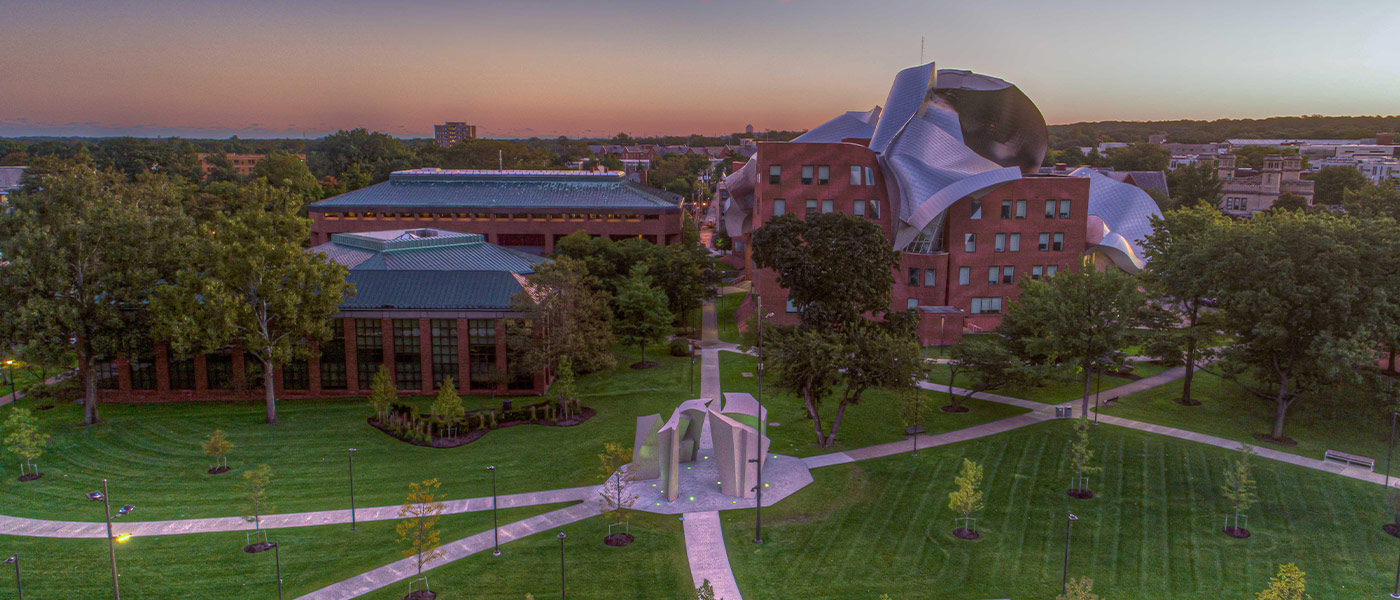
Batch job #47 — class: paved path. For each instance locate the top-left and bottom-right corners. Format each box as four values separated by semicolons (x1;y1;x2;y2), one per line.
296;501;603;600
0;372;69;407
682;511;744;600
0;485;597;539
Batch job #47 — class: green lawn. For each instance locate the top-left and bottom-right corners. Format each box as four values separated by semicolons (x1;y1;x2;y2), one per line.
0;343;692;521
1101;369;1394;462
719;352;1029;456
0;503;563;599
716;291;747;344
924;361;1171;405
723;420;1395;600
359;512;693;600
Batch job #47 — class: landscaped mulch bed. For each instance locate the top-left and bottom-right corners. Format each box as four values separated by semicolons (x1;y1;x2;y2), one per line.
1067;489;1094;500
605;532;635;547
952;528;981;540
1223;526;1251;539
371;405;596;449
244;542;274;554
1383;523;1399;538
1252;433;1299;447
940;405;970;413
402;591;436;600
17;473;42;482
207;466;230;475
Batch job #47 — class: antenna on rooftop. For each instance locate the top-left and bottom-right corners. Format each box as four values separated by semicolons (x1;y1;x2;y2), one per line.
499;150;504;171
920;36;925;63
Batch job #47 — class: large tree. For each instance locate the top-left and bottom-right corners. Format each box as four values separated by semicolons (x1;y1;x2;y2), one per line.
1140;206;1232;405
1206;210;1397;441
152;184;351;424
1166;164;1223;210
751;212;901;328
251;151;322;205
506;257;616;376
613;264;671;367
1104;143;1170;172
1311;165;1369;205
999;262;1148;417
0;163;188;424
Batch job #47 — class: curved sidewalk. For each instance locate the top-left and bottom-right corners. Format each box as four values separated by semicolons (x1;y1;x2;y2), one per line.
0;485;597;539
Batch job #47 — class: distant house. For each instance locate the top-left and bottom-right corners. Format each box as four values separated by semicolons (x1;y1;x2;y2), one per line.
197;153;305;177
1200;154;1314;214
0;166;25;205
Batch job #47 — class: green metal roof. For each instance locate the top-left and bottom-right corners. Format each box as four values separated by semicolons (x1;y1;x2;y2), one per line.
309;169;683;213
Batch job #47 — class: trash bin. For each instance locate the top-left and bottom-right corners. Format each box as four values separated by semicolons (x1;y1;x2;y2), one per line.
1054;406;1064;418
1062;406;1074;419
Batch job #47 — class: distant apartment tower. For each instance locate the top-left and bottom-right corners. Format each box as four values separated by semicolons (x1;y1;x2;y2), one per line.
434;122;478;147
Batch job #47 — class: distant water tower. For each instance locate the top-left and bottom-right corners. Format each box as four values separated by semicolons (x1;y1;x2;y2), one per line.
745;124;754;135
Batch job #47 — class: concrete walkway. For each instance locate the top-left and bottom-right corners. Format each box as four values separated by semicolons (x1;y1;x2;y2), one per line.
0;372;69;407
682;511;744;600
0;485;597;539
296;501;603;600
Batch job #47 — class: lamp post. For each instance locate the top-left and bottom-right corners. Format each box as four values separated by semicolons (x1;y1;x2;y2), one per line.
487;466;501;556
2;553;19;600
3;360;15;404
689;352;696;397
347;448;357;530
1062;513;1079;595
1093;362;1103;426
1387;413;1397;490
752;300;772;545
557;531;567;600
270;541;283;600
88;479;132;600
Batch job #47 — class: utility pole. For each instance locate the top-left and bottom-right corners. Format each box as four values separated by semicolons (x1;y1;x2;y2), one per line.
103;479;119;600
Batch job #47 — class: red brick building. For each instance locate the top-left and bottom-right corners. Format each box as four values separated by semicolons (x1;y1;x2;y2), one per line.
308;169;685;254
94;229;550;402
196;153;306;176
723;62;1160;344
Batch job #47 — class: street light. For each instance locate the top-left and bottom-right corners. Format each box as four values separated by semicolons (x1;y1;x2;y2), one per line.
268;541;283;600
87;479;132;600
3;360;15;404
753;299;773;546
2;553;20;600
1093;362;1103;426
558;531;567;600
347;448;357;531
487;466;501;556
1062;513;1079;595
1387;413;1397;490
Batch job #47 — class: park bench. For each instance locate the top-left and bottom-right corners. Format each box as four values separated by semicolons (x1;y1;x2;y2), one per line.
1323;449;1375;471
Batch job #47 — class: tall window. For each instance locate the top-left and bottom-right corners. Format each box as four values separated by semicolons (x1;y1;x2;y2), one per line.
817;165;830;185
206;349;233;390
853;199;866;217
95;359;120;390
994;233;1006;252
321;320;347;390
849;166;862;185
1053;233;1064;251
785;298;798;313
393;319;422;390
1000;200;1012;219
864;167;875;186
1059;199;1072;219
1039;233;1050;251
170;356;195;390
282;359;309;391
130;345;156;391
970;200;982;219
958;267;970;285
355;319;383;389
964;233;976;253
772;199;786;217
988;266;1000;285
1002;266;1015;284
908;268;921;286
801;165;814;185
469;319;497;390
821;199;834;213
805;199;818;217
870;200;882;220
924;269;937;287
1016;199;1027;219
1009;233;1021;252
1047;265;1059;276
1032;265;1044;280
431;319;458;388
1045;199;1056;218
768;165;781;184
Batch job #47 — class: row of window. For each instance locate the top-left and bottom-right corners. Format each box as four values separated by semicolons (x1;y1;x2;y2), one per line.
964;232;1065;253
970;199;1073;220
771;198;883;220
322;212;658;222
955;264;1059;285
1223;197;1250;211
908;268;937;287
768;165;878;187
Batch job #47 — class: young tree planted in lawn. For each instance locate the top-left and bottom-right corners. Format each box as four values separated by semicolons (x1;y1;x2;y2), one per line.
506;257;616;376
947;458;984;538
1256;563;1309;600
397;478;446;575
1056;576;1100;600
0;162;189;425
369;365;396;422
1068;419;1102;499
242;464;274;529
613;264;672;368
598;442;637;541
1222;444;1257;537
1140;206;1232;406
1387;488;1400;534
431;377;464;427
552;356;579;421
152;185;352;425
899;387;928;455
202;429;233;473
3;407;47;479
998;259;1148;418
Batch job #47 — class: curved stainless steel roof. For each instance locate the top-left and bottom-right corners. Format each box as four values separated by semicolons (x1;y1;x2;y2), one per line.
1066;167;1162;272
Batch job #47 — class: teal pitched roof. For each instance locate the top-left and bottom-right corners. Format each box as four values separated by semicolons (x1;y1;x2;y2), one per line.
309;169;683;213
311;228;547;312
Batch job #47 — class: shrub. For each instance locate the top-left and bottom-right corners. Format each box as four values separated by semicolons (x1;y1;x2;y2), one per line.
669;337;692;357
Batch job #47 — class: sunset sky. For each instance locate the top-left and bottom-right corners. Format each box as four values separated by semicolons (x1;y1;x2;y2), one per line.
2;0;1398;139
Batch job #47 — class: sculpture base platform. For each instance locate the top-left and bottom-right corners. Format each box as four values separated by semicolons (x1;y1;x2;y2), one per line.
633;452;813;515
